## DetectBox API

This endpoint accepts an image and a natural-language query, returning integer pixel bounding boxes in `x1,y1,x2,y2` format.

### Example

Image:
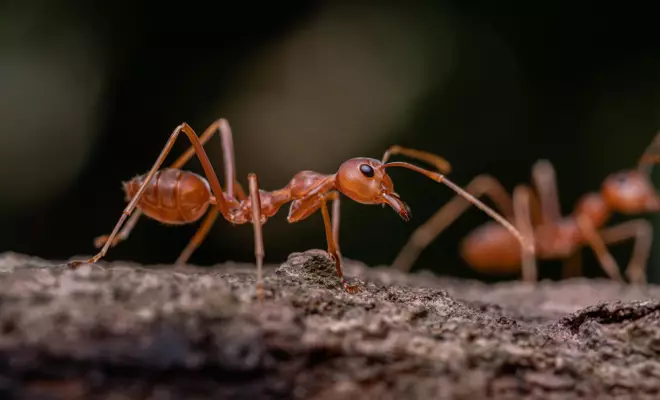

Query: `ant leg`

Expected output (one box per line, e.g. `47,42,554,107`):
531,159,562,224
512,184,538,282
174,121,250,264
330,193,341,252
248,173,266,303
174,175,248,266
320,194,360,293
561,250,583,279
234,182,247,200
575,215,624,282
392,174,514,272
93,119,238,251
175,207,221,265
93,209,142,249
598,219,652,284
172,118,240,197
68,123,230,268
637,130,660,174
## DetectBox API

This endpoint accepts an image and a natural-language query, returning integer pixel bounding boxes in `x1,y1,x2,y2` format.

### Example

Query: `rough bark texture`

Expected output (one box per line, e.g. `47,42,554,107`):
0,250,659,399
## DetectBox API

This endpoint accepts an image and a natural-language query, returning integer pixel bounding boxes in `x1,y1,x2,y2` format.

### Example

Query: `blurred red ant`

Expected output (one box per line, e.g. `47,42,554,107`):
392,132,660,284
67,119,533,301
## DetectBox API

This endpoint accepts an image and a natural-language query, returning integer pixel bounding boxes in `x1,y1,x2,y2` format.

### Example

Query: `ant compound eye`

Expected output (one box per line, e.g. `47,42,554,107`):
359,164,375,178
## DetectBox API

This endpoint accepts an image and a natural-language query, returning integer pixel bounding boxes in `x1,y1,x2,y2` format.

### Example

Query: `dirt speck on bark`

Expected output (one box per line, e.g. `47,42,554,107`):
0,250,659,399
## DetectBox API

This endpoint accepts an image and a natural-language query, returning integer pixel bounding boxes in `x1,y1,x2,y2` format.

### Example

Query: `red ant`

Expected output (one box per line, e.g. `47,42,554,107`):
67,119,533,301
392,132,660,284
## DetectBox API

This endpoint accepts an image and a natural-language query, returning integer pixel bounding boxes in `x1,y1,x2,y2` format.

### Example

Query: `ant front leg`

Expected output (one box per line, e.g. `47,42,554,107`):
288,192,359,293
320,193,361,293
68,122,230,268
392,174,514,272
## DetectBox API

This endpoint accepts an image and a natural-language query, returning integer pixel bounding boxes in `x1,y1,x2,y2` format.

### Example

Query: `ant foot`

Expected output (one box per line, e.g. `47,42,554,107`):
626,268,647,285
343,283,362,294
67,260,88,269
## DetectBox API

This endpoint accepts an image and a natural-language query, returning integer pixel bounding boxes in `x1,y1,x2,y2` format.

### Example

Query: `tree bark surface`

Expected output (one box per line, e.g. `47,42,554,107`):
0,250,659,399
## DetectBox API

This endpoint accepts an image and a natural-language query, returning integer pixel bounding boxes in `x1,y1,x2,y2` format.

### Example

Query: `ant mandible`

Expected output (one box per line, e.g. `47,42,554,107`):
392,131,660,284
67,119,533,302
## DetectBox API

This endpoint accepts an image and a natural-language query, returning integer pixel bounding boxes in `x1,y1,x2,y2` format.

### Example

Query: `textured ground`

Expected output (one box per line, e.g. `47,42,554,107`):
0,250,659,399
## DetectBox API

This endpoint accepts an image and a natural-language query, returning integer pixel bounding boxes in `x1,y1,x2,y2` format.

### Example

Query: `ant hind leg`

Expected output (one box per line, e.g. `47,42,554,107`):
68,122,229,268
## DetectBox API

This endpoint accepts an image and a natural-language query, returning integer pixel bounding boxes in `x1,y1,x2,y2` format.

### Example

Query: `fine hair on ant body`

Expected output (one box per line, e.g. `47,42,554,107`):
67,119,533,301
392,131,660,284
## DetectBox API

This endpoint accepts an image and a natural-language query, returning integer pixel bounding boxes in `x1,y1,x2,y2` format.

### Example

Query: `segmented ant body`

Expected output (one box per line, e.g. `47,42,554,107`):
392,132,660,284
68,119,533,301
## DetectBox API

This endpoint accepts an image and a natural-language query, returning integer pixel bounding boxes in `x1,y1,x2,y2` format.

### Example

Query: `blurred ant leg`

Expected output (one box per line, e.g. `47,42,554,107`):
531,159,562,224
175,206,221,266
331,193,341,256
598,219,652,284
94,119,236,250
93,209,142,249
248,173,266,303
512,184,538,282
320,194,360,293
637,130,660,174
234,182,247,200
381,145,452,174
68,123,229,268
575,215,624,282
561,250,583,279
392,174,514,272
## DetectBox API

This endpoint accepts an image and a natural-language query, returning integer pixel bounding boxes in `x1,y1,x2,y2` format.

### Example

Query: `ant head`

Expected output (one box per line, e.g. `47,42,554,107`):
335,157,411,221
601,169,660,214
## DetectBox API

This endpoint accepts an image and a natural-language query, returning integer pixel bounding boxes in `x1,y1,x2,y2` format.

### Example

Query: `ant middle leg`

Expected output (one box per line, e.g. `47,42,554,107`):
599,219,652,284
531,159,563,224
392,174,515,272
637,130,660,173
575,215,624,282
68,122,230,268
248,173,266,303
512,184,538,282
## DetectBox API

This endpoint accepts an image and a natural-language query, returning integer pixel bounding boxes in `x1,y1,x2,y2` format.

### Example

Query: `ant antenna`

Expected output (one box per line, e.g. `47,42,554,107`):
383,161,534,254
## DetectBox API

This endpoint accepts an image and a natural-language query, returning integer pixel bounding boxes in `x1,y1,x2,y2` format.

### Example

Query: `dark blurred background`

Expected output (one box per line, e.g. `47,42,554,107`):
1,0,659,283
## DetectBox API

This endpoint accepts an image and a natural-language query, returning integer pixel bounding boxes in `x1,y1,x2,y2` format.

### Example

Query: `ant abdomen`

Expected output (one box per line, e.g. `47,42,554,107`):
123,168,213,225
459,221,522,274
